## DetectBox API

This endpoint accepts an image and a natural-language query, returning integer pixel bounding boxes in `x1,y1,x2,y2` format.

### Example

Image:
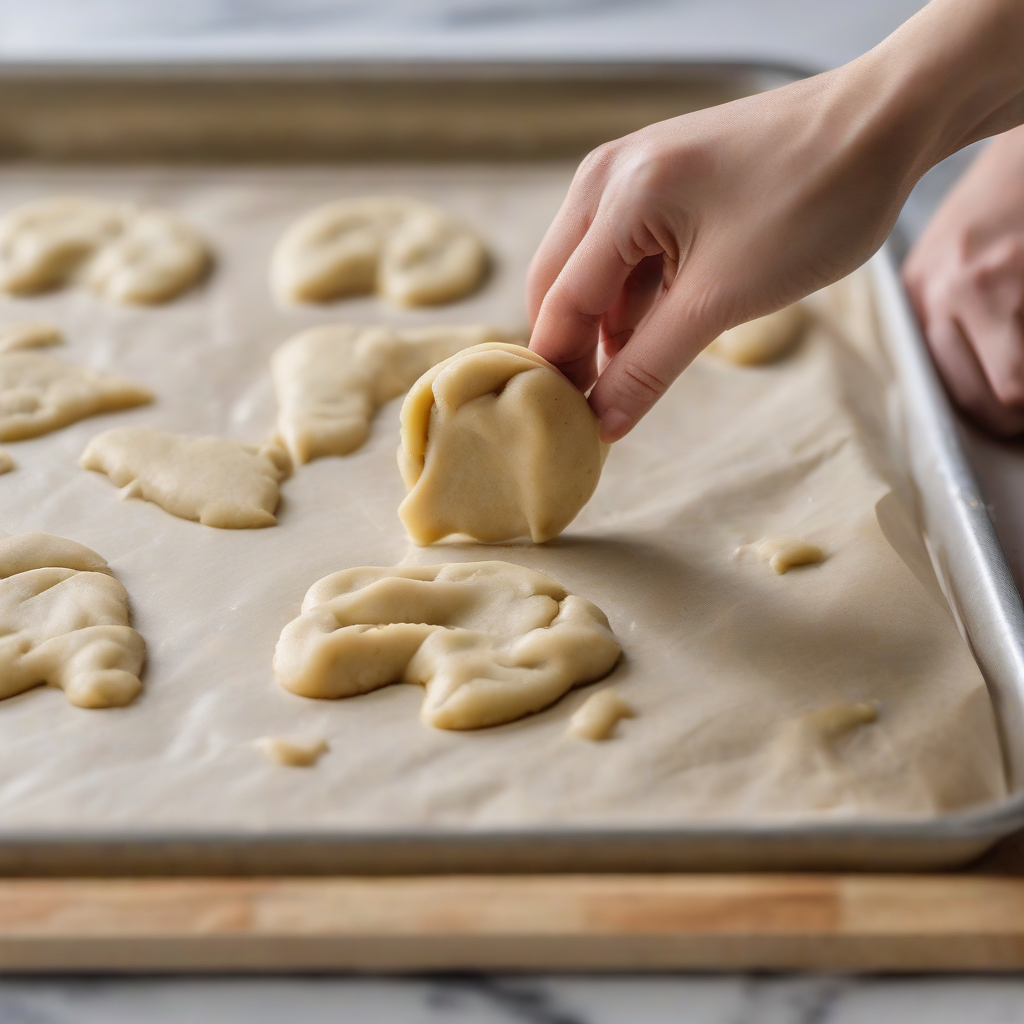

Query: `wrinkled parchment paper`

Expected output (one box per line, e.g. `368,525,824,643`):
0,164,1006,835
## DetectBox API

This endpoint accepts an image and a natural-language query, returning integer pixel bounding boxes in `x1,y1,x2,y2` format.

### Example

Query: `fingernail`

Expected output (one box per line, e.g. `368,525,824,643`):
599,408,631,443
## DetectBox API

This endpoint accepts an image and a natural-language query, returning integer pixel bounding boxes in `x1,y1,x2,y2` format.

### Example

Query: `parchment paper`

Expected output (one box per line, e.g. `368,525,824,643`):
0,163,1006,833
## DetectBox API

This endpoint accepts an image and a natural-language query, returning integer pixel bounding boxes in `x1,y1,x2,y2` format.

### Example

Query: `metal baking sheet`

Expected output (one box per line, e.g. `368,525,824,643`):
0,61,1023,873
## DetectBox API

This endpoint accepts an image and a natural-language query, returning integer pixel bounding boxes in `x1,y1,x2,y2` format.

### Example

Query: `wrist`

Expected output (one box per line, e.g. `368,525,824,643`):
835,0,1024,199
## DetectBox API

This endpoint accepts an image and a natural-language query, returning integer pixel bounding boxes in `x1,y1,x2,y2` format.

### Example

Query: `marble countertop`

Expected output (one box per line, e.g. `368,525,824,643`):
3,1,1024,1020
4,973,1024,1023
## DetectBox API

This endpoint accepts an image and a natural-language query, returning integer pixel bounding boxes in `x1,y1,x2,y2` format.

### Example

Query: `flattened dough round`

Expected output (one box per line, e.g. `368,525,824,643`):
274,561,622,730
272,323,508,464
0,197,209,304
80,427,291,529
708,303,808,366
0,352,153,442
398,342,607,544
271,197,487,307
0,532,145,708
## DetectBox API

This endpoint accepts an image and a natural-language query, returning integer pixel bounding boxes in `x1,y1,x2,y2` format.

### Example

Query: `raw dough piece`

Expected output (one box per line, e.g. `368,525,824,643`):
272,323,508,463
0,532,145,708
80,427,291,529
756,537,825,574
0,352,153,442
566,688,634,741
271,196,487,307
0,449,12,474
0,321,62,353
0,197,209,304
274,561,622,731
750,702,880,813
256,735,329,767
398,343,607,544
709,303,807,366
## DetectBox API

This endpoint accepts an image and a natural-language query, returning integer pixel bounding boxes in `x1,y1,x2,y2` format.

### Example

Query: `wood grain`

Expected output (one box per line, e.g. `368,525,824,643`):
0,874,1024,972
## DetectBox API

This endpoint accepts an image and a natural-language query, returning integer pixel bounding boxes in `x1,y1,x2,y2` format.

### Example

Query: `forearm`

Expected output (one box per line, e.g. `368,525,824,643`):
846,0,1024,195
527,0,1024,441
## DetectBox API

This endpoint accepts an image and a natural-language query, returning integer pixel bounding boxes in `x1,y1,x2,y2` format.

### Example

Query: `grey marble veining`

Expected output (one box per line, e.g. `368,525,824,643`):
2,975,1024,1023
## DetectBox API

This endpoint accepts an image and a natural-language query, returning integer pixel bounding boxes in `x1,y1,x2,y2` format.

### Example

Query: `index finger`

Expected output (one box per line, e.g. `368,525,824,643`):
529,211,650,391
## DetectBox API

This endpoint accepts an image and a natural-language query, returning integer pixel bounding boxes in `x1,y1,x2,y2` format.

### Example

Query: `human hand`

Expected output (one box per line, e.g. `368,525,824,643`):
527,0,1024,442
903,126,1024,436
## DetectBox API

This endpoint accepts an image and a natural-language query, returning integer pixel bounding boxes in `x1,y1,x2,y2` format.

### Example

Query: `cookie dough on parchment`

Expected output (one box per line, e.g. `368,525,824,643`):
271,322,510,464
0,321,62,353
81,426,291,529
0,532,145,708
271,196,487,307
708,303,808,366
0,197,209,304
0,352,152,442
274,561,621,731
398,342,607,544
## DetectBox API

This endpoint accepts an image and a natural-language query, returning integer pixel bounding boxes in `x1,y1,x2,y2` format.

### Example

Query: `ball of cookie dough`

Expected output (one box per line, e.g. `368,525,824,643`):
270,196,487,308
397,342,607,544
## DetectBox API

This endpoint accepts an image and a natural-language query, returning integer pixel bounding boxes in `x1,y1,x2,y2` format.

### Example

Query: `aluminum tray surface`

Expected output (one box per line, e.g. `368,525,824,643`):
0,64,1021,873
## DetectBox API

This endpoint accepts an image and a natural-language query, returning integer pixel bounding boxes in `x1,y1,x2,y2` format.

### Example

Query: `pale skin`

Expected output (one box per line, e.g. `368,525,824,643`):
527,0,1024,443
904,125,1024,436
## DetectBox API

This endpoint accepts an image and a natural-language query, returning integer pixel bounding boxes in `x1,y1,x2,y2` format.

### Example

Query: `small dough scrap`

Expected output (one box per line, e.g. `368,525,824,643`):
752,702,880,812
566,688,634,741
272,323,509,463
271,196,487,307
756,536,825,574
0,321,62,353
256,735,329,767
398,343,607,544
0,531,144,708
80,427,291,529
273,561,622,731
0,449,12,474
0,352,153,442
0,197,209,304
709,303,808,366
792,702,879,740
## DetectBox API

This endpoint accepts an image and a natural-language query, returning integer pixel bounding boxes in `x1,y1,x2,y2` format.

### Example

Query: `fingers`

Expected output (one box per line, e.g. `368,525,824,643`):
599,254,666,361
529,210,654,393
925,313,1024,437
526,200,593,331
588,275,718,442
526,145,615,328
951,238,1024,406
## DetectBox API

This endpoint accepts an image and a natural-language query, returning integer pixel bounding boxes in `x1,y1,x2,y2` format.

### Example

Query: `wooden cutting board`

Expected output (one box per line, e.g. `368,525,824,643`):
3,864,1024,973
